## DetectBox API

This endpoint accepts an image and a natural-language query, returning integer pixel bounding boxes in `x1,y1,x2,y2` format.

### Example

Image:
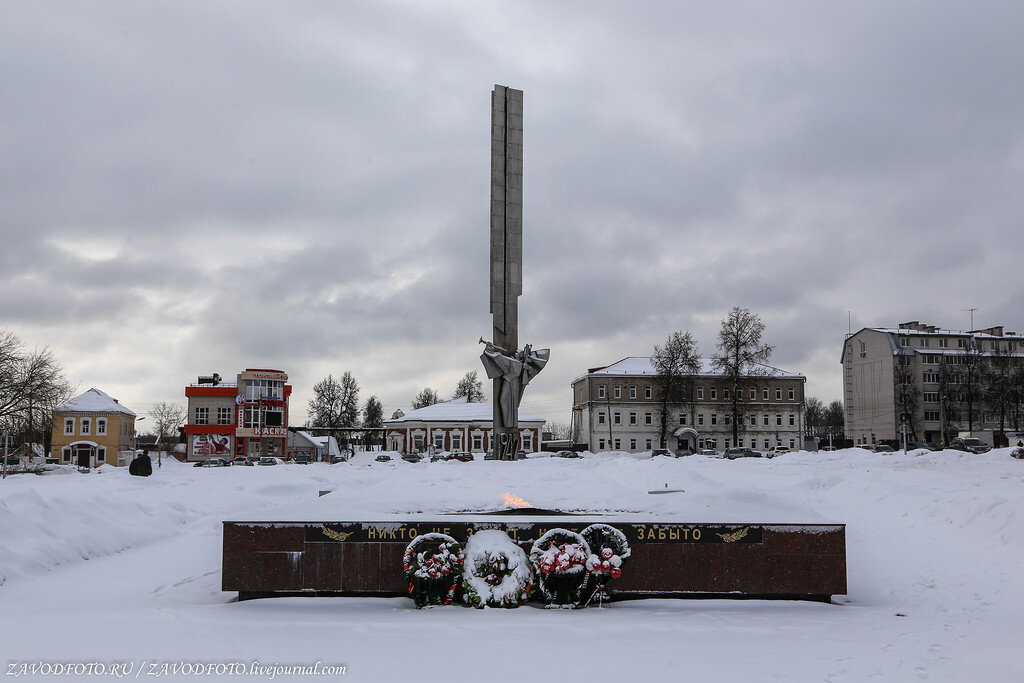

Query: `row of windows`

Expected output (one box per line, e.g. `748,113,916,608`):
194,407,235,425
595,437,798,451
596,384,797,401
411,433,534,452
598,411,797,427
900,336,1020,352
63,417,108,437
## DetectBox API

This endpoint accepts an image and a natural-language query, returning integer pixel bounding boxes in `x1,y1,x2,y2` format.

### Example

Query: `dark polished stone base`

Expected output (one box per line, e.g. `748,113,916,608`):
223,518,846,602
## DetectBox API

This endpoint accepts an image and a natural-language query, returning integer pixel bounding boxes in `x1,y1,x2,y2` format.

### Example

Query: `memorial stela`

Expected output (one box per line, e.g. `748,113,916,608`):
484,85,548,460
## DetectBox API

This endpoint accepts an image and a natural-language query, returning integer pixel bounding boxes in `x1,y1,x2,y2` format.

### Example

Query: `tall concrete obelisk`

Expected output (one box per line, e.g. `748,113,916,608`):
488,85,524,460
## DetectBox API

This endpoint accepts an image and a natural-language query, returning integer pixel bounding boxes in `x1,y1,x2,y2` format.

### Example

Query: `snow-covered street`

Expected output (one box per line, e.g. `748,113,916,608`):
1,450,1021,681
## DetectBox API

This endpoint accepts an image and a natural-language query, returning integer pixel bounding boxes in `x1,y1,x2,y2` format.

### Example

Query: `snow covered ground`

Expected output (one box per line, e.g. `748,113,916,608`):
1,449,1021,681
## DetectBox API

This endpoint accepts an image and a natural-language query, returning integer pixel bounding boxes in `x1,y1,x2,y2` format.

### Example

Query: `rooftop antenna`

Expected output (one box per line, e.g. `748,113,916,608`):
966,307,978,330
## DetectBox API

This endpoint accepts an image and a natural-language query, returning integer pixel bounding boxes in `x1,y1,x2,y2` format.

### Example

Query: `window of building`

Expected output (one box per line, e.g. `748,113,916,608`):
789,439,795,449
678,413,687,425
629,385,637,399
614,386,621,399
749,415,756,426
710,387,717,399
451,434,462,451
920,338,930,348
957,338,967,348
750,387,756,399
738,438,744,447
81,418,91,435
645,386,652,399
64,418,74,435
724,414,731,426
923,392,939,403
788,387,795,400
598,439,605,450
924,411,939,421
724,388,731,400
645,439,652,450
776,414,783,426
62,446,71,462
195,407,209,425
763,388,769,400
900,336,910,347
217,407,233,425
711,414,718,426
629,412,637,425
614,439,621,450
763,414,770,426
697,387,704,400
96,418,107,436
630,438,637,450
923,371,938,383
775,388,782,400
433,434,445,449
764,439,770,450
938,338,948,348
613,412,621,425
697,414,704,426
644,412,652,425
472,434,483,451
991,341,999,351
789,414,795,426
97,447,106,464
522,433,532,450
724,439,731,449
598,412,606,425
598,385,606,399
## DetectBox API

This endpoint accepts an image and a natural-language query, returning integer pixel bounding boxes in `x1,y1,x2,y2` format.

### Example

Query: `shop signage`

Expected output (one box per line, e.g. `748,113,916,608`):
192,434,232,457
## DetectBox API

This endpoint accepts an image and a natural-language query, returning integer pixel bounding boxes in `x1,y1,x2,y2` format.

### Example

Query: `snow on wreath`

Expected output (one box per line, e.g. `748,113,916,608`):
462,529,533,608
403,533,465,608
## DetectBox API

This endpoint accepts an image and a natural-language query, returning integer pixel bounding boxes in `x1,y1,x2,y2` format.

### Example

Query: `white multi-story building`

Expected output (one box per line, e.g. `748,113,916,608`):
571,357,806,453
843,321,1024,447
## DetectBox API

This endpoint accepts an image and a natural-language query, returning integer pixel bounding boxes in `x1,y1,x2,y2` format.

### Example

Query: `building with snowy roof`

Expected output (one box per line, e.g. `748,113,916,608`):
287,430,342,462
383,397,545,454
50,388,138,467
571,357,806,453
843,321,1024,447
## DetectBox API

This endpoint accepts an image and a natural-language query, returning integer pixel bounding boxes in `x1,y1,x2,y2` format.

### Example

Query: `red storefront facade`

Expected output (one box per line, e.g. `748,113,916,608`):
184,369,292,462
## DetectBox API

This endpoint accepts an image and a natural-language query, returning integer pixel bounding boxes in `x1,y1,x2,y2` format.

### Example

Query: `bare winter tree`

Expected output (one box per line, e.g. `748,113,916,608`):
452,371,485,402
983,341,1016,446
308,372,361,448
804,397,825,438
651,331,701,449
0,331,72,447
545,420,572,440
711,307,775,447
824,399,845,444
959,338,985,434
411,387,442,410
893,355,920,443
149,401,186,465
937,357,961,446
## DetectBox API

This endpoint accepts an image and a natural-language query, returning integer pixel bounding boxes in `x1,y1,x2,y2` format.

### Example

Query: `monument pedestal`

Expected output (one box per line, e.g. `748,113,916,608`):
222,516,846,602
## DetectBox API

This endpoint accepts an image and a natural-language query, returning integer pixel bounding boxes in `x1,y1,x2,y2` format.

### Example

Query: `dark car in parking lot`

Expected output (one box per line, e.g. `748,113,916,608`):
949,437,991,454
554,450,581,458
907,441,937,451
724,447,761,460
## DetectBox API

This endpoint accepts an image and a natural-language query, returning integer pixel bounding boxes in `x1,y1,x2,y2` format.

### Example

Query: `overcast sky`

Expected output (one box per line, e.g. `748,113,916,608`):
3,1,1023,427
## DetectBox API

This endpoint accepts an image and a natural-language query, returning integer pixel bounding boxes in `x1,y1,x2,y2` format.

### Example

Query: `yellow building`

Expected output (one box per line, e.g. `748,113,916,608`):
50,388,138,467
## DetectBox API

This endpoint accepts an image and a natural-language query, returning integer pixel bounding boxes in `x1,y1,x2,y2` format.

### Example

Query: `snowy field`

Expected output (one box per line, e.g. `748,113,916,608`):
1,449,1021,682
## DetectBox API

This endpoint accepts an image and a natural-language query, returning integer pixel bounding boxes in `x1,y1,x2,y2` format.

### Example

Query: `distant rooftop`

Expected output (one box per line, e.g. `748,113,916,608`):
385,396,544,424
55,388,136,416
581,357,804,380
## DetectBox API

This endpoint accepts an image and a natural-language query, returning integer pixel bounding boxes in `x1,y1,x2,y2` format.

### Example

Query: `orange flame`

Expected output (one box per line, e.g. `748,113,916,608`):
502,493,533,508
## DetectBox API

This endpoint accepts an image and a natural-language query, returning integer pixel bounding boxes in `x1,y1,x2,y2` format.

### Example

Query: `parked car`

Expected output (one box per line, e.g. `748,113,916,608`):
446,452,474,462
554,450,581,458
675,449,694,457
765,446,790,458
294,454,313,464
375,454,393,462
515,450,528,460
201,457,231,467
401,453,423,463
907,441,937,451
330,454,347,464
854,444,876,452
724,447,761,459
820,446,837,452
231,456,251,466
651,449,673,457
874,444,895,453
949,437,991,454
257,457,283,466
698,448,718,457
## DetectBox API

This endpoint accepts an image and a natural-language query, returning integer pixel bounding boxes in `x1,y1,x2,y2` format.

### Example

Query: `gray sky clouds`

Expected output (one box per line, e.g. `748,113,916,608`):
3,1,1023,424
